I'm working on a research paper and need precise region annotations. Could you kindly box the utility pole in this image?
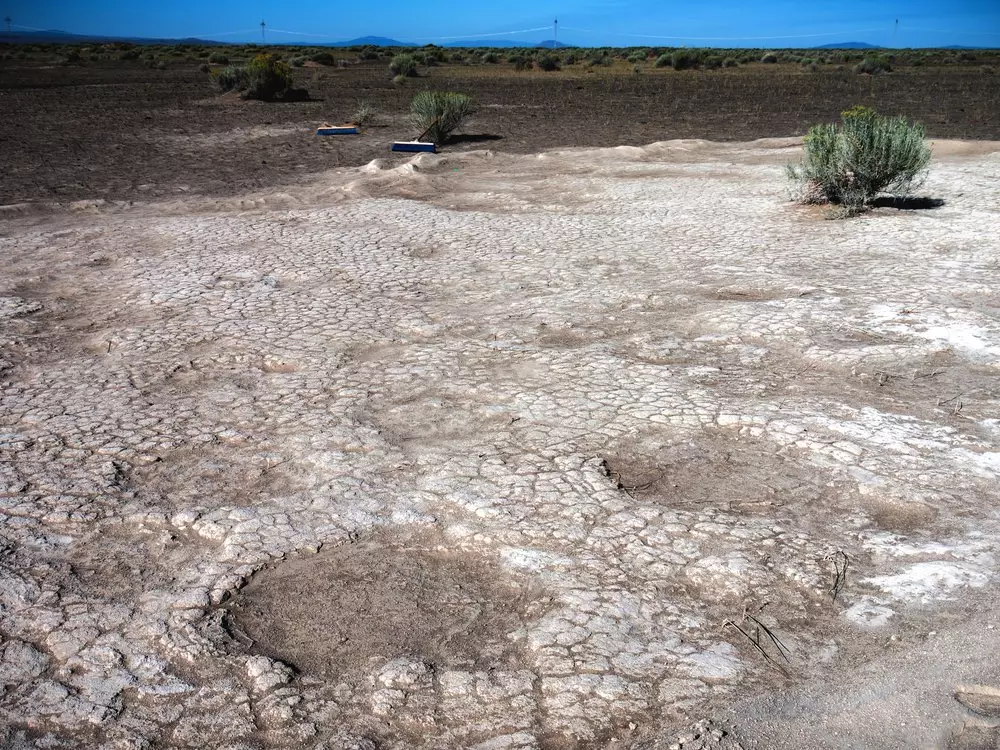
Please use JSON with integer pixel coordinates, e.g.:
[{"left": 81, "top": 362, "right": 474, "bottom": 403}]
[
  {"left": 553, "top": 18, "right": 557, "bottom": 48},
  {"left": 893, "top": 18, "right": 899, "bottom": 47},
  {"left": 260, "top": 19, "right": 266, "bottom": 44},
  {"left": 4, "top": 17, "right": 11, "bottom": 36}
]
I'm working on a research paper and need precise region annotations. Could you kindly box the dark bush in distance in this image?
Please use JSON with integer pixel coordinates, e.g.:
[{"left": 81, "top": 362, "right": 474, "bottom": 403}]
[
  {"left": 760, "top": 52, "right": 778, "bottom": 64},
  {"left": 855, "top": 55, "right": 892, "bottom": 74},
  {"left": 208, "top": 51, "right": 229, "bottom": 64},
  {"left": 537, "top": 53, "right": 560, "bottom": 71},
  {"left": 671, "top": 50, "right": 699, "bottom": 70}
]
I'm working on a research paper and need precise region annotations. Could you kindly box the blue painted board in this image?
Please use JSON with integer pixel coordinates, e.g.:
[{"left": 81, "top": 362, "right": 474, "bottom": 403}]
[
  {"left": 391, "top": 141, "right": 436, "bottom": 153},
  {"left": 317, "top": 126, "right": 359, "bottom": 135}
]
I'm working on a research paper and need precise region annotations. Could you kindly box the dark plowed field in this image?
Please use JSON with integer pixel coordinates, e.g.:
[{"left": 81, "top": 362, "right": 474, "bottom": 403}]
[{"left": 1, "top": 58, "right": 998, "bottom": 204}]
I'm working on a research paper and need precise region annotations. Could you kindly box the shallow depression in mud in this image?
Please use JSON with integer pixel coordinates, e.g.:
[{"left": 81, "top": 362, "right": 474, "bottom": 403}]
[{"left": 224, "top": 532, "right": 548, "bottom": 677}]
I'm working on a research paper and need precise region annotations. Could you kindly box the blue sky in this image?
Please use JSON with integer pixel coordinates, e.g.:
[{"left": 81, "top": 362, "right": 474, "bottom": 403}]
[{"left": 5, "top": 0, "right": 999, "bottom": 47}]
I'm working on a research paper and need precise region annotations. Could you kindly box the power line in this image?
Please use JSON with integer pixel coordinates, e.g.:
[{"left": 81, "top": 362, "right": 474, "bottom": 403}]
[{"left": 560, "top": 25, "right": 888, "bottom": 41}]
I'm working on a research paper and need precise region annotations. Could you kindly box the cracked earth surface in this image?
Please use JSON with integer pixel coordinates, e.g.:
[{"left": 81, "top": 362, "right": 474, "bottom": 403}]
[{"left": 1, "top": 138, "right": 999, "bottom": 749}]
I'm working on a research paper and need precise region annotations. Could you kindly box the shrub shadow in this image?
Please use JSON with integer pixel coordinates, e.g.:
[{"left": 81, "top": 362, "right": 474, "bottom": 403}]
[
  {"left": 871, "top": 196, "right": 945, "bottom": 210},
  {"left": 445, "top": 133, "right": 504, "bottom": 146}
]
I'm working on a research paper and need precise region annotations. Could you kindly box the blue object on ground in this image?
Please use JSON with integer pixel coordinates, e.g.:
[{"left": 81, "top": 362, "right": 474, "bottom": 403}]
[
  {"left": 316, "top": 126, "right": 359, "bottom": 135},
  {"left": 391, "top": 141, "right": 436, "bottom": 153}
]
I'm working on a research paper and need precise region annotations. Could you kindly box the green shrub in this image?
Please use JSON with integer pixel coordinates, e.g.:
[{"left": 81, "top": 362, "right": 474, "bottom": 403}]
[
  {"left": 509, "top": 54, "right": 530, "bottom": 71},
  {"left": 119, "top": 48, "right": 140, "bottom": 61},
  {"left": 389, "top": 53, "right": 418, "bottom": 77},
  {"left": 243, "top": 53, "right": 292, "bottom": 100},
  {"left": 654, "top": 53, "right": 671, "bottom": 68},
  {"left": 481, "top": 51, "right": 500, "bottom": 64},
  {"left": 392, "top": 74, "right": 408, "bottom": 85},
  {"left": 310, "top": 50, "right": 335, "bottom": 66},
  {"left": 786, "top": 106, "right": 931, "bottom": 213},
  {"left": 289, "top": 55, "right": 306, "bottom": 67},
  {"left": 626, "top": 51, "right": 646, "bottom": 64},
  {"left": 722, "top": 57, "right": 738, "bottom": 68},
  {"left": 537, "top": 53, "right": 560, "bottom": 71},
  {"left": 761, "top": 52, "right": 778, "bottom": 64},
  {"left": 410, "top": 91, "right": 474, "bottom": 144},
  {"left": 215, "top": 65, "right": 249, "bottom": 91},
  {"left": 855, "top": 55, "right": 892, "bottom": 75},
  {"left": 672, "top": 50, "right": 699, "bottom": 70},
  {"left": 208, "top": 51, "right": 229, "bottom": 64},
  {"left": 352, "top": 101, "right": 377, "bottom": 126},
  {"left": 562, "top": 52, "right": 578, "bottom": 65}
]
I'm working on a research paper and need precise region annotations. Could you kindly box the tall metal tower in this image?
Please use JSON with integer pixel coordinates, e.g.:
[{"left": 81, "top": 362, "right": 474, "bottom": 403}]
[
  {"left": 260, "top": 19, "right": 266, "bottom": 44},
  {"left": 4, "top": 17, "right": 11, "bottom": 36},
  {"left": 553, "top": 18, "right": 558, "bottom": 48}
]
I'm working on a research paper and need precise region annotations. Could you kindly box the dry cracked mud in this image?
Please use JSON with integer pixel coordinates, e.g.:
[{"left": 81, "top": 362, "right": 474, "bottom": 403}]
[{"left": 1, "top": 138, "right": 999, "bottom": 750}]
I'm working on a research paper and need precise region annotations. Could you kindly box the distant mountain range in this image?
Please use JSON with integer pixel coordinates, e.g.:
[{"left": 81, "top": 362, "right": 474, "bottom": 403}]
[{"left": 0, "top": 29, "right": 995, "bottom": 49}]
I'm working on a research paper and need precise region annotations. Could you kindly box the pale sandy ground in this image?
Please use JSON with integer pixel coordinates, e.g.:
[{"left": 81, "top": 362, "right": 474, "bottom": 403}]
[{"left": 1, "top": 138, "right": 999, "bottom": 750}]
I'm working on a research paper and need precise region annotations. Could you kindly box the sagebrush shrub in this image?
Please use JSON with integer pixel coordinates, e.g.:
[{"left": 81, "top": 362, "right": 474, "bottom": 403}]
[
  {"left": 208, "top": 51, "right": 228, "bottom": 64},
  {"left": 389, "top": 53, "right": 418, "bottom": 77},
  {"left": 244, "top": 53, "right": 292, "bottom": 100},
  {"left": 537, "top": 53, "right": 560, "bottom": 71},
  {"left": 481, "top": 51, "right": 500, "bottom": 64},
  {"left": 654, "top": 53, "right": 671, "bottom": 68},
  {"left": 410, "top": 91, "right": 474, "bottom": 144},
  {"left": 855, "top": 55, "right": 892, "bottom": 75},
  {"left": 214, "top": 65, "right": 249, "bottom": 92},
  {"left": 786, "top": 106, "right": 931, "bottom": 213}
]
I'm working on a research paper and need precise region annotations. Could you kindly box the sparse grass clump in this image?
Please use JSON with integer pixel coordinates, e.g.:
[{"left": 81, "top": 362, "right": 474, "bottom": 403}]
[
  {"left": 389, "top": 53, "right": 418, "bottom": 77},
  {"left": 786, "top": 105, "right": 932, "bottom": 215},
  {"left": 410, "top": 91, "right": 474, "bottom": 144}
]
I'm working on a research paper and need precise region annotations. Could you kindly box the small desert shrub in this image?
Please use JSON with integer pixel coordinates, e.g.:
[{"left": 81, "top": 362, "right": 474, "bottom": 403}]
[
  {"left": 392, "top": 74, "right": 408, "bottom": 85},
  {"left": 481, "top": 51, "right": 500, "bottom": 64},
  {"left": 855, "top": 55, "right": 892, "bottom": 74},
  {"left": 509, "top": 54, "right": 530, "bottom": 71},
  {"left": 208, "top": 51, "right": 229, "bottom": 64},
  {"left": 537, "top": 53, "right": 560, "bottom": 71},
  {"left": 389, "top": 53, "right": 418, "bottom": 77},
  {"left": 760, "top": 52, "right": 778, "bottom": 64},
  {"left": 786, "top": 106, "right": 931, "bottom": 213},
  {"left": 654, "top": 53, "right": 671, "bottom": 68},
  {"left": 215, "top": 65, "right": 249, "bottom": 92},
  {"left": 410, "top": 91, "right": 474, "bottom": 144},
  {"left": 562, "top": 52, "right": 578, "bottom": 65},
  {"left": 119, "top": 48, "right": 140, "bottom": 61},
  {"left": 199, "top": 63, "right": 210, "bottom": 73},
  {"left": 289, "top": 55, "right": 306, "bottom": 67},
  {"left": 352, "top": 101, "right": 377, "bottom": 126},
  {"left": 627, "top": 51, "right": 646, "bottom": 64},
  {"left": 243, "top": 53, "right": 292, "bottom": 100},
  {"left": 310, "top": 51, "right": 335, "bottom": 66},
  {"left": 722, "top": 57, "right": 738, "bottom": 68}
]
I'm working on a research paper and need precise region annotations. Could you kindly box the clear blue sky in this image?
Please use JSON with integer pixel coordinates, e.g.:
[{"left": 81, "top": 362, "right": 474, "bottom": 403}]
[{"left": 5, "top": 0, "right": 999, "bottom": 47}]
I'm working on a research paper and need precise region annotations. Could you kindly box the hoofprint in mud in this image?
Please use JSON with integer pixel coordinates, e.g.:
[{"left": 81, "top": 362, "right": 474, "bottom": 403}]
[{"left": 1, "top": 139, "right": 998, "bottom": 749}]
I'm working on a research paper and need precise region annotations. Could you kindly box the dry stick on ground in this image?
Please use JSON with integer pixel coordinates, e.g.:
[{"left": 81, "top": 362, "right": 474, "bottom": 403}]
[
  {"left": 827, "top": 550, "right": 850, "bottom": 602},
  {"left": 724, "top": 603, "right": 791, "bottom": 672}
]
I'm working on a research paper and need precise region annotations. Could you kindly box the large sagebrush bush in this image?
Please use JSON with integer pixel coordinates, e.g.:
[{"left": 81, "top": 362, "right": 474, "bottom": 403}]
[
  {"left": 410, "top": 91, "right": 474, "bottom": 144},
  {"left": 786, "top": 106, "right": 932, "bottom": 213},
  {"left": 243, "top": 53, "right": 293, "bottom": 100},
  {"left": 213, "top": 54, "right": 294, "bottom": 101}
]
